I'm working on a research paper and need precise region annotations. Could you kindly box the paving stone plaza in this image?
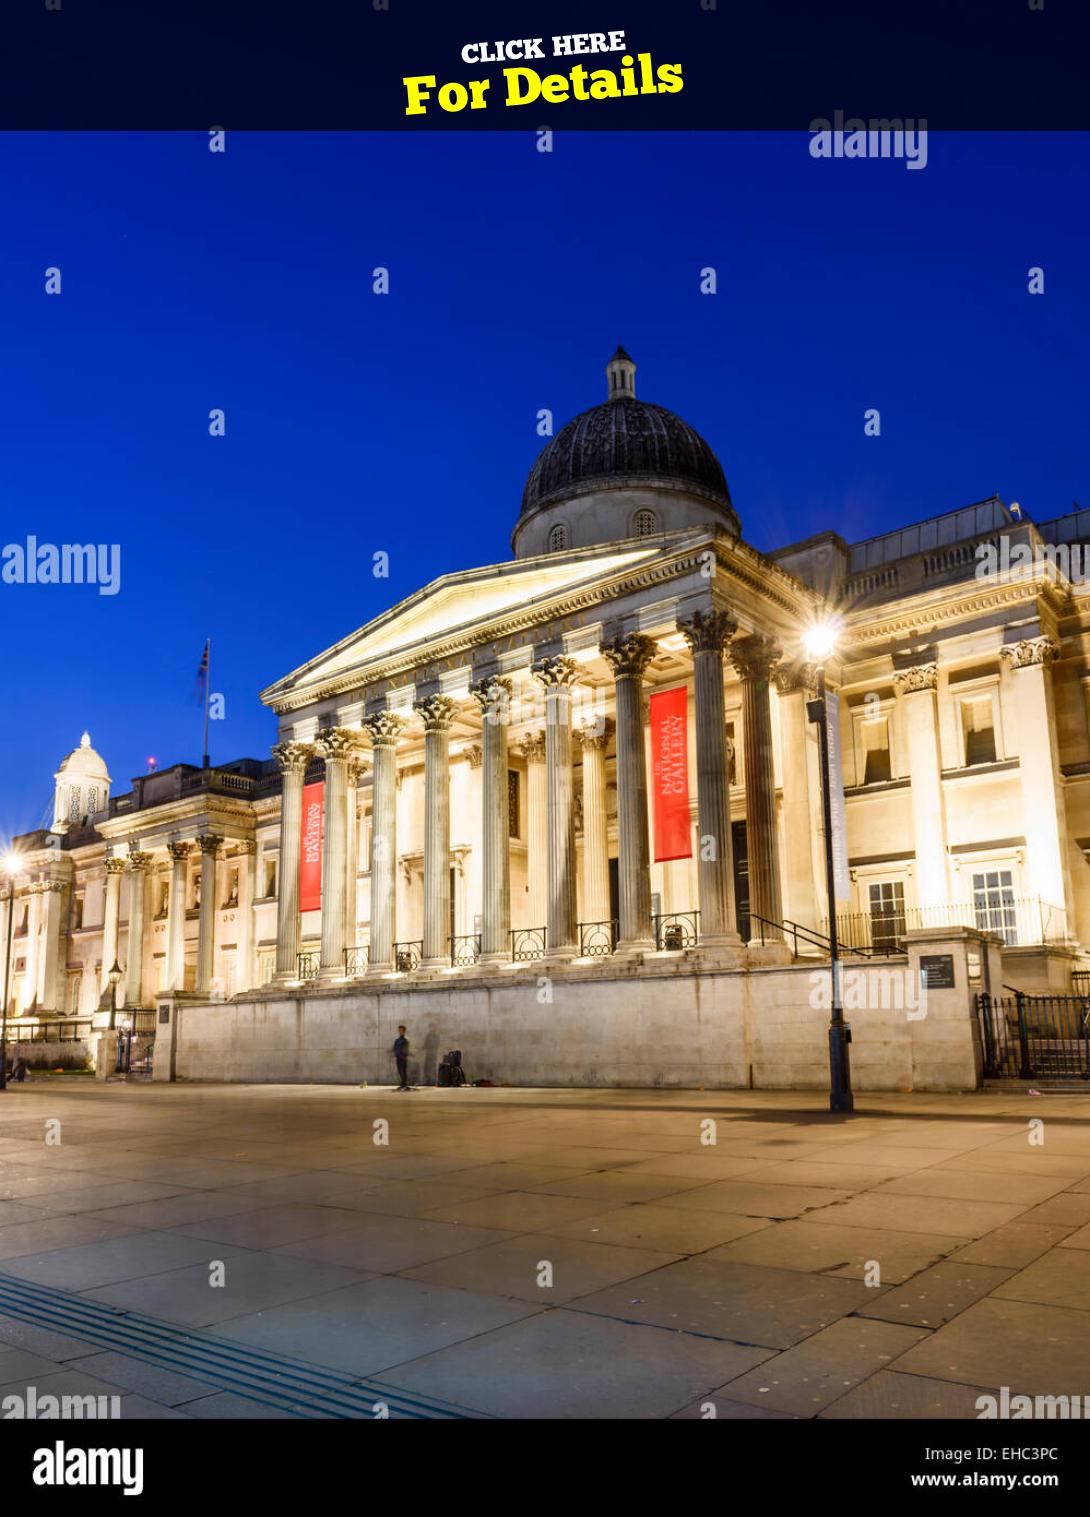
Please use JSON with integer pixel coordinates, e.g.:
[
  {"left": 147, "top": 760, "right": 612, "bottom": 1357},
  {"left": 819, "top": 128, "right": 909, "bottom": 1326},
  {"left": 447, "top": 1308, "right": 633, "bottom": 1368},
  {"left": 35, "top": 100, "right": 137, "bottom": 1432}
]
[{"left": 1, "top": 1080, "right": 1089, "bottom": 1420}]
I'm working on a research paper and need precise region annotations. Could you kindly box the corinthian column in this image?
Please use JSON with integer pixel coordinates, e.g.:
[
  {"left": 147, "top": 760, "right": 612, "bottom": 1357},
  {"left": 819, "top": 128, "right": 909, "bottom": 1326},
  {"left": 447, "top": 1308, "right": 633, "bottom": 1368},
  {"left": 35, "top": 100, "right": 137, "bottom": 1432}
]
[
  {"left": 730, "top": 634, "right": 783, "bottom": 938},
  {"left": 273, "top": 741, "right": 313, "bottom": 978},
  {"left": 679, "top": 610, "right": 741, "bottom": 945},
  {"left": 101, "top": 856, "right": 125, "bottom": 993},
  {"left": 999, "top": 638, "right": 1070, "bottom": 916},
  {"left": 236, "top": 840, "right": 257, "bottom": 993},
  {"left": 415, "top": 695, "right": 459, "bottom": 966},
  {"left": 774, "top": 664, "right": 823, "bottom": 934},
  {"left": 601, "top": 633, "right": 657, "bottom": 950},
  {"left": 893, "top": 663, "right": 948, "bottom": 912},
  {"left": 363, "top": 713, "right": 404, "bottom": 972},
  {"left": 471, "top": 677, "right": 512, "bottom": 961},
  {"left": 195, "top": 834, "right": 221, "bottom": 993},
  {"left": 519, "top": 732, "right": 547, "bottom": 930},
  {"left": 165, "top": 841, "right": 190, "bottom": 990},
  {"left": 316, "top": 728, "right": 360, "bottom": 979},
  {"left": 124, "top": 851, "right": 151, "bottom": 1007},
  {"left": 575, "top": 720, "right": 613, "bottom": 928},
  {"left": 531, "top": 657, "right": 580, "bottom": 955}
]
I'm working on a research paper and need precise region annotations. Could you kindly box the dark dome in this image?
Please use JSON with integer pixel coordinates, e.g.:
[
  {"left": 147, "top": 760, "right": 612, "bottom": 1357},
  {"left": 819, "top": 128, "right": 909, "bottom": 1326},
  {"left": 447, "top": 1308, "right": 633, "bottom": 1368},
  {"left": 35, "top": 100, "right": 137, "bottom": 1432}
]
[{"left": 521, "top": 396, "right": 732, "bottom": 517}]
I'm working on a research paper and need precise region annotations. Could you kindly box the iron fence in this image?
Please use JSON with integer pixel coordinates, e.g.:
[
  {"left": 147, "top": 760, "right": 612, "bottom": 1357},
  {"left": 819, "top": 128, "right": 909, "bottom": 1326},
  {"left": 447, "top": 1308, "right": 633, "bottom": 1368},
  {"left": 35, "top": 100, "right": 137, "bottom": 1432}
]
[
  {"left": 976, "top": 991, "right": 1090, "bottom": 1080},
  {"left": 834, "top": 898, "right": 1067, "bottom": 952},
  {"left": 510, "top": 927, "right": 546, "bottom": 962},
  {"left": 296, "top": 951, "right": 320, "bottom": 981},
  {"left": 449, "top": 934, "right": 481, "bottom": 968},
  {"left": 9, "top": 1018, "right": 93, "bottom": 1044},
  {"left": 343, "top": 947, "right": 368, "bottom": 977},
  {"left": 579, "top": 919, "right": 619, "bottom": 957},
  {"left": 652, "top": 911, "right": 700, "bottom": 951},
  {"left": 393, "top": 941, "right": 423, "bottom": 973}
]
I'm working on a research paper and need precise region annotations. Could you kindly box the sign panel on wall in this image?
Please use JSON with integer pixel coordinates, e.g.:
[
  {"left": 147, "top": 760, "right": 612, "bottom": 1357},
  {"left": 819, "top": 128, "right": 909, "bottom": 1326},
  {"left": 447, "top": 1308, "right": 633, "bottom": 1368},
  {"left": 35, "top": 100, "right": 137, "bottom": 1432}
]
[
  {"left": 300, "top": 780, "right": 324, "bottom": 912},
  {"left": 649, "top": 687, "right": 693, "bottom": 863}
]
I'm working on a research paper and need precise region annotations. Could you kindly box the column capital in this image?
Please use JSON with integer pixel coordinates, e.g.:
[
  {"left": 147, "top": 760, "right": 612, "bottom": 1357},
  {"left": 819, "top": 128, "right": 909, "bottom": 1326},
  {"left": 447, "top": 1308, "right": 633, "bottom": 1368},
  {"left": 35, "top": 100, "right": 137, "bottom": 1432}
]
[
  {"left": 601, "top": 632, "right": 657, "bottom": 679},
  {"left": 196, "top": 833, "right": 223, "bottom": 857},
  {"left": 104, "top": 856, "right": 127, "bottom": 877},
  {"left": 363, "top": 711, "right": 405, "bottom": 748},
  {"left": 728, "top": 633, "right": 782, "bottom": 683},
  {"left": 127, "top": 851, "right": 152, "bottom": 872},
  {"left": 166, "top": 840, "right": 191, "bottom": 863},
  {"left": 470, "top": 675, "right": 513, "bottom": 720},
  {"left": 272, "top": 740, "right": 314, "bottom": 775},
  {"left": 575, "top": 717, "right": 614, "bottom": 751},
  {"left": 677, "top": 608, "right": 737, "bottom": 655},
  {"left": 315, "top": 726, "right": 361, "bottom": 763},
  {"left": 518, "top": 730, "right": 546, "bottom": 762},
  {"left": 414, "top": 694, "right": 460, "bottom": 732},
  {"left": 773, "top": 661, "right": 817, "bottom": 695},
  {"left": 531, "top": 655, "right": 580, "bottom": 689},
  {"left": 1000, "top": 636, "right": 1060, "bottom": 669},
  {"left": 893, "top": 662, "right": 938, "bottom": 693},
  {"left": 235, "top": 839, "right": 257, "bottom": 855},
  {"left": 464, "top": 744, "right": 484, "bottom": 769}
]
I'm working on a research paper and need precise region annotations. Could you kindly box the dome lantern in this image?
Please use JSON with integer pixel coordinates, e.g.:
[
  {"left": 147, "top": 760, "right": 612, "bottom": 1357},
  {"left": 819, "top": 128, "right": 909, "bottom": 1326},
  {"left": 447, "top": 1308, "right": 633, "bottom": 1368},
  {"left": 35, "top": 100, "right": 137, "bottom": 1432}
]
[{"left": 606, "top": 345, "right": 636, "bottom": 401}]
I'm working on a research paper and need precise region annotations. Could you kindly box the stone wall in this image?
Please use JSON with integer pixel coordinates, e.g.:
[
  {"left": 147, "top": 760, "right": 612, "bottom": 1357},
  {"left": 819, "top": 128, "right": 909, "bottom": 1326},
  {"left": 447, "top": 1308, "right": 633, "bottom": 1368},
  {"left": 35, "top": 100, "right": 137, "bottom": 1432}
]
[{"left": 164, "top": 930, "right": 996, "bottom": 1093}]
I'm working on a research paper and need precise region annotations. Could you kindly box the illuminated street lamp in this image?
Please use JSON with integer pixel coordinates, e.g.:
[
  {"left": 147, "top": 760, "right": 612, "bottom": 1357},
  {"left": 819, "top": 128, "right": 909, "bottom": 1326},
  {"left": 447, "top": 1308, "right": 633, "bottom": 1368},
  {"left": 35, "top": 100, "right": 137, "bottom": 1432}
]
[
  {"left": 803, "top": 621, "right": 854, "bottom": 1114},
  {"left": 1, "top": 852, "right": 22, "bottom": 1094}
]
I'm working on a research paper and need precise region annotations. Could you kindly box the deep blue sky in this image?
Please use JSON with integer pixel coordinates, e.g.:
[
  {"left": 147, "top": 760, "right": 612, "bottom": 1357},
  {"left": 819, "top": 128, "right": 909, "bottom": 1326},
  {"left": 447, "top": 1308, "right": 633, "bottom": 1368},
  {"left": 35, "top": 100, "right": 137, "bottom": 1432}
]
[{"left": 1, "top": 131, "right": 1087, "bottom": 835}]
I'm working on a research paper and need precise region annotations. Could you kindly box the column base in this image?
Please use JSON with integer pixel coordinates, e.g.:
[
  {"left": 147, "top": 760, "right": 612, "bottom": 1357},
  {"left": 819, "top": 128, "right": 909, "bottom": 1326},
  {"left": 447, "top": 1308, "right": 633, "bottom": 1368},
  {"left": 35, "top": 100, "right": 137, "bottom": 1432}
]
[
  {"left": 317, "top": 965, "right": 348, "bottom": 985},
  {"left": 478, "top": 951, "right": 509, "bottom": 967},
  {"left": 616, "top": 937, "right": 654, "bottom": 957},
  {"left": 366, "top": 960, "right": 394, "bottom": 978}
]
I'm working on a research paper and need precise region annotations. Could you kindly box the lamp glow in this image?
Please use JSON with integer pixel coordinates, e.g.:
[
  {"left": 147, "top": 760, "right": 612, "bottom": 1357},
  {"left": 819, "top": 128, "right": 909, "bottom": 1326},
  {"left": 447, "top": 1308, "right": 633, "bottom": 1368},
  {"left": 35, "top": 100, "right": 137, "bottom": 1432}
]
[
  {"left": 803, "top": 621, "right": 838, "bottom": 662},
  {"left": 1, "top": 853, "right": 19, "bottom": 879}
]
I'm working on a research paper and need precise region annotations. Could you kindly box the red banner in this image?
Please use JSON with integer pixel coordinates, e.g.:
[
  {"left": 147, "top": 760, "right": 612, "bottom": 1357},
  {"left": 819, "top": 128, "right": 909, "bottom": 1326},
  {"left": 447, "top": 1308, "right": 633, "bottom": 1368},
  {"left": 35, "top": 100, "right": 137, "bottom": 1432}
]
[
  {"left": 650, "top": 687, "right": 692, "bottom": 862},
  {"left": 300, "top": 780, "right": 323, "bottom": 912}
]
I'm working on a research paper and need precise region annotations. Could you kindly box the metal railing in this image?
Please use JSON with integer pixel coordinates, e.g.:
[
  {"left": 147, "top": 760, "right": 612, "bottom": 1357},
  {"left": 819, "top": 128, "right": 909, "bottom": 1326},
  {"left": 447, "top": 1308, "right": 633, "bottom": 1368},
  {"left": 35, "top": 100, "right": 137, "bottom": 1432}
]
[
  {"left": 751, "top": 913, "right": 886, "bottom": 959},
  {"left": 343, "top": 947, "right": 368, "bottom": 977},
  {"left": 652, "top": 911, "right": 700, "bottom": 951},
  {"left": 8, "top": 1018, "right": 94, "bottom": 1044},
  {"left": 579, "top": 919, "right": 619, "bottom": 957},
  {"left": 833, "top": 898, "right": 1067, "bottom": 953},
  {"left": 1073, "top": 970, "right": 1090, "bottom": 997},
  {"left": 977, "top": 991, "right": 1090, "bottom": 1081},
  {"left": 296, "top": 951, "right": 320, "bottom": 981},
  {"left": 393, "top": 941, "right": 423, "bottom": 973},
  {"left": 449, "top": 934, "right": 481, "bottom": 968},
  {"left": 510, "top": 927, "right": 546, "bottom": 962}
]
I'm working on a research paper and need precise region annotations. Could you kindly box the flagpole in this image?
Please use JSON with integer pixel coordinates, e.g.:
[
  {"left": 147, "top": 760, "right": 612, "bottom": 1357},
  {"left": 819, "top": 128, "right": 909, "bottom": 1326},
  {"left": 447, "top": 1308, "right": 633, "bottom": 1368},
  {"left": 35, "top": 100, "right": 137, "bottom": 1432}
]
[{"left": 202, "top": 638, "right": 211, "bottom": 769}]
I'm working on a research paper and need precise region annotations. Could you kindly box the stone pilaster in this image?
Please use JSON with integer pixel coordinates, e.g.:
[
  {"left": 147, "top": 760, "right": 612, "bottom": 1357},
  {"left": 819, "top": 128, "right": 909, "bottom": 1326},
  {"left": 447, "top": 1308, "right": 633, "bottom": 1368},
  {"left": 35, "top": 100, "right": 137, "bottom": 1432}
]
[
  {"left": 363, "top": 713, "right": 404, "bottom": 972},
  {"left": 531, "top": 657, "right": 580, "bottom": 955},
  {"left": 679, "top": 610, "right": 742, "bottom": 945},
  {"left": 999, "top": 638, "right": 1071, "bottom": 917},
  {"left": 471, "top": 677, "right": 512, "bottom": 961},
  {"left": 235, "top": 841, "right": 257, "bottom": 994},
  {"left": 101, "top": 856, "right": 125, "bottom": 994},
  {"left": 124, "top": 851, "right": 152, "bottom": 1007},
  {"left": 272, "top": 741, "right": 314, "bottom": 978},
  {"left": 519, "top": 732, "right": 547, "bottom": 931},
  {"left": 575, "top": 720, "right": 613, "bottom": 927},
  {"left": 37, "top": 879, "right": 67, "bottom": 1011},
  {"left": 165, "top": 841, "right": 190, "bottom": 991},
  {"left": 730, "top": 634, "right": 784, "bottom": 938},
  {"left": 601, "top": 633, "right": 657, "bottom": 949},
  {"left": 415, "top": 695, "right": 460, "bottom": 965},
  {"left": 893, "top": 663, "right": 948, "bottom": 912},
  {"left": 316, "top": 728, "right": 360, "bottom": 979},
  {"left": 195, "top": 834, "right": 221, "bottom": 994},
  {"left": 345, "top": 757, "right": 364, "bottom": 957}
]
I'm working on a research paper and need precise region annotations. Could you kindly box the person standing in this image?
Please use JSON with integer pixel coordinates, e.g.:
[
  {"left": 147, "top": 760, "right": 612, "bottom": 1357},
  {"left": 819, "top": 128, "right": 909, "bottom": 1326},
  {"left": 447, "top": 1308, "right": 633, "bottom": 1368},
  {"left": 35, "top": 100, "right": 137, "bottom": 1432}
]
[{"left": 393, "top": 1024, "right": 411, "bottom": 1091}]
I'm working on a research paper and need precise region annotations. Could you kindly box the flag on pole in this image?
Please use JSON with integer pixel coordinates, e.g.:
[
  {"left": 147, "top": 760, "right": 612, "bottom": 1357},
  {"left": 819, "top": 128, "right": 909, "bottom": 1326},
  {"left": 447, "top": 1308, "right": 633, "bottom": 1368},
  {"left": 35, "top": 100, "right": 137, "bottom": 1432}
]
[{"left": 194, "top": 639, "right": 210, "bottom": 705}]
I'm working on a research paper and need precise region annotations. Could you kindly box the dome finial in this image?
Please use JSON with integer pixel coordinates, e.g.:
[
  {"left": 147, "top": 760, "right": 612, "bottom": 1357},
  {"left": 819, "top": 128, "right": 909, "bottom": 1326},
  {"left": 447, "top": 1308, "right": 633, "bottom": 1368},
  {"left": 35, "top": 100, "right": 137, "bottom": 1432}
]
[
  {"left": 80, "top": 730, "right": 91, "bottom": 748},
  {"left": 606, "top": 345, "right": 636, "bottom": 401}
]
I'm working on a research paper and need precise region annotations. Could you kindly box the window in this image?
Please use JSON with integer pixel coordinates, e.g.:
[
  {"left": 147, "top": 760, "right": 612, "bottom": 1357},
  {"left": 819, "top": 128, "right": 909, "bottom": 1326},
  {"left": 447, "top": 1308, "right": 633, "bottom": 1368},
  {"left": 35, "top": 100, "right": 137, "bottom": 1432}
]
[
  {"left": 725, "top": 721, "right": 738, "bottom": 787},
  {"left": 972, "top": 868, "right": 1018, "bottom": 945},
  {"left": 71, "top": 894, "right": 84, "bottom": 931},
  {"left": 962, "top": 697, "right": 997, "bottom": 766},
  {"left": 548, "top": 523, "right": 568, "bottom": 553},
  {"left": 861, "top": 718, "right": 892, "bottom": 784},
  {"left": 67, "top": 972, "right": 82, "bottom": 1013},
  {"left": 868, "top": 881, "right": 906, "bottom": 950},
  {"left": 264, "top": 858, "right": 278, "bottom": 898},
  {"left": 86, "top": 787, "right": 98, "bottom": 815},
  {"left": 633, "top": 509, "right": 657, "bottom": 538},
  {"left": 508, "top": 769, "right": 521, "bottom": 839},
  {"left": 68, "top": 787, "right": 81, "bottom": 821}
]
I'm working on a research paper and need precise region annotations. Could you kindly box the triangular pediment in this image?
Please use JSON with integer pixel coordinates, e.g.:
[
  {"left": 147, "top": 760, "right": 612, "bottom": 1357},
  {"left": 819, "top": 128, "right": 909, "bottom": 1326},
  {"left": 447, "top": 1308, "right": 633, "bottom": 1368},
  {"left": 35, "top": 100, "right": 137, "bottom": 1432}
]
[{"left": 261, "top": 544, "right": 661, "bottom": 708}]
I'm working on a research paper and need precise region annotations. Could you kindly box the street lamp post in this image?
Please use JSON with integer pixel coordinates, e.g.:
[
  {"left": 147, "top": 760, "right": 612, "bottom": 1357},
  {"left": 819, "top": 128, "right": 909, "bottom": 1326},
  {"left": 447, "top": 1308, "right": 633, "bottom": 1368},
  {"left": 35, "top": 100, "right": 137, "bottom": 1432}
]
[
  {"left": 804, "top": 627, "right": 854, "bottom": 1115},
  {"left": 1, "top": 854, "right": 22, "bottom": 1093}
]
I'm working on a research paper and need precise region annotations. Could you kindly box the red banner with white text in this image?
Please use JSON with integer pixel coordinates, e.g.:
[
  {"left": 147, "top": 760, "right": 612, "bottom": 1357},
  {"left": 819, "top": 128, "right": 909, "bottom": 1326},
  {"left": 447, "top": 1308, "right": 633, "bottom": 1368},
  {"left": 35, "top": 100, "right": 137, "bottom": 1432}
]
[
  {"left": 300, "top": 780, "right": 323, "bottom": 911},
  {"left": 650, "top": 687, "right": 692, "bottom": 862}
]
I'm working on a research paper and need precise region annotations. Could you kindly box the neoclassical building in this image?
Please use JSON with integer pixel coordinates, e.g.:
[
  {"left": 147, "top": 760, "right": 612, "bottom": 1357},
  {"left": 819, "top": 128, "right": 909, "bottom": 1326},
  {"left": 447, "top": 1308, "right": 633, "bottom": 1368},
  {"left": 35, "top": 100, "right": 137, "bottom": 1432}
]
[{"left": 6, "top": 349, "right": 1090, "bottom": 1075}]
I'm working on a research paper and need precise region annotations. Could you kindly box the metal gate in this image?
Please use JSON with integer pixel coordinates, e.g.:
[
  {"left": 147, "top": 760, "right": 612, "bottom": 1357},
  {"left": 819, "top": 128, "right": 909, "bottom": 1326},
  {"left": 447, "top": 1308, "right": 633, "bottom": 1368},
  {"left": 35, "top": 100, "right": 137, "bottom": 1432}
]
[
  {"left": 977, "top": 992, "right": 1090, "bottom": 1081},
  {"left": 115, "top": 1009, "right": 156, "bottom": 1075}
]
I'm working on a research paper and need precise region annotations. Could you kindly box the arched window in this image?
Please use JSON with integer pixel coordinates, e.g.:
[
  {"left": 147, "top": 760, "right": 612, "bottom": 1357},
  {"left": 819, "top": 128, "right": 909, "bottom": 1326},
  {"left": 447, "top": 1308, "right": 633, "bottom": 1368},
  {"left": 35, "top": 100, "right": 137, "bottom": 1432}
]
[
  {"left": 633, "top": 509, "right": 658, "bottom": 538},
  {"left": 548, "top": 523, "right": 569, "bottom": 553},
  {"left": 86, "top": 787, "right": 98, "bottom": 815}
]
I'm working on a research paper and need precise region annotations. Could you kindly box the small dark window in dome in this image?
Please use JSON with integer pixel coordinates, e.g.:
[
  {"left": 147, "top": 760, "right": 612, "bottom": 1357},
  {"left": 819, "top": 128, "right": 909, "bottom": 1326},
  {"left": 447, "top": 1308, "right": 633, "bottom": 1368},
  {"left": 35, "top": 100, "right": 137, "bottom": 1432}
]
[
  {"left": 548, "top": 523, "right": 569, "bottom": 552},
  {"left": 633, "top": 510, "right": 658, "bottom": 538}
]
